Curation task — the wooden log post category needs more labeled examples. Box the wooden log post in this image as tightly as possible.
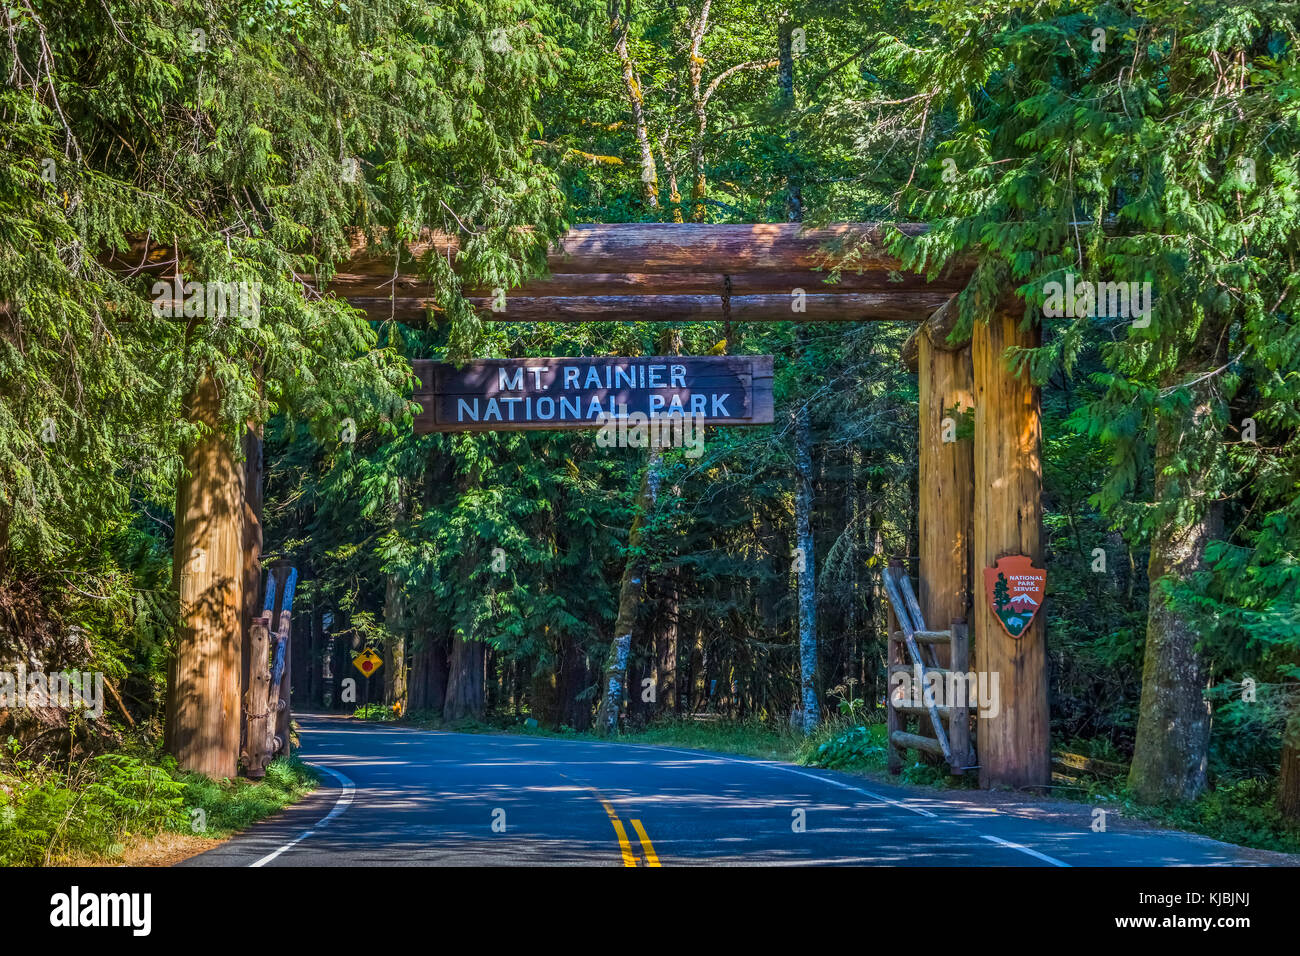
[243,613,273,779]
[916,327,974,665]
[949,620,972,772]
[973,311,1049,789]
[164,373,244,779]
[885,601,903,774]
[238,424,263,764]
[276,630,292,757]
[265,564,297,758]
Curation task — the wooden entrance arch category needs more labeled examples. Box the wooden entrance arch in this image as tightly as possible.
[329,222,1048,789]
[140,222,1047,788]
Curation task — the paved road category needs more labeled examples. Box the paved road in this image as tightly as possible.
[181,713,1270,866]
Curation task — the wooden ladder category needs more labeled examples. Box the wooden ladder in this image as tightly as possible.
[881,560,973,775]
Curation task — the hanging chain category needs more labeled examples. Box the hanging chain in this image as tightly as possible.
[721,273,732,352]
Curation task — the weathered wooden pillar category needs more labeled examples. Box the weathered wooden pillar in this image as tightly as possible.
[275,634,292,757]
[164,373,244,779]
[243,614,273,779]
[973,311,1049,788]
[916,329,974,648]
[238,425,263,763]
[266,563,296,757]
[885,602,904,774]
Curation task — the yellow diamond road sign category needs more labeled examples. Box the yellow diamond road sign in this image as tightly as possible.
[353,648,383,677]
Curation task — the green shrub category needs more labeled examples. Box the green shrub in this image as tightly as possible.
[804,724,887,771]
[175,756,319,836]
[0,752,185,865]
[0,746,318,865]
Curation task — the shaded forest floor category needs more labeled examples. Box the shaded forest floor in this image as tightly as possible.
[360,708,1300,859]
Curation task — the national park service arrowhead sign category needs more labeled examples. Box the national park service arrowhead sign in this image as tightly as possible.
[984,555,1046,639]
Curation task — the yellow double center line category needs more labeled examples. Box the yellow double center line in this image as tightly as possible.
[560,773,660,866]
[597,796,659,866]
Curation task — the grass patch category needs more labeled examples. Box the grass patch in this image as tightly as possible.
[175,756,320,839]
[1061,771,1300,854]
[0,740,318,866]
[612,717,802,761]
[383,707,803,760]
[352,703,401,722]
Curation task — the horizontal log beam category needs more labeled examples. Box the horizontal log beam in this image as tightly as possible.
[329,267,964,298]
[114,223,970,324]
[339,222,946,276]
[890,730,947,756]
[349,292,953,323]
[891,704,954,719]
[891,629,952,645]
[888,664,955,679]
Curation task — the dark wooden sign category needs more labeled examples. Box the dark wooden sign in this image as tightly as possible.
[412,356,774,433]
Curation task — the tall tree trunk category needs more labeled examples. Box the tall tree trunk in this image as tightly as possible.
[625,628,654,728]
[408,625,448,715]
[306,584,322,705]
[383,574,407,712]
[291,599,309,704]
[794,393,818,733]
[559,628,594,731]
[443,633,485,722]
[596,453,664,734]
[165,373,244,779]
[531,653,560,727]
[777,19,802,221]
[321,631,335,709]
[658,130,684,223]
[655,571,678,715]
[1128,379,1223,803]
[1280,702,1300,822]
[325,632,345,709]
[427,631,450,715]
[781,24,815,732]
[610,2,658,210]
[408,621,430,713]
[688,0,712,222]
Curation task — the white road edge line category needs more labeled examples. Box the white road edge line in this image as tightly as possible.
[654,744,1072,866]
[249,764,355,868]
[980,834,1071,867]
